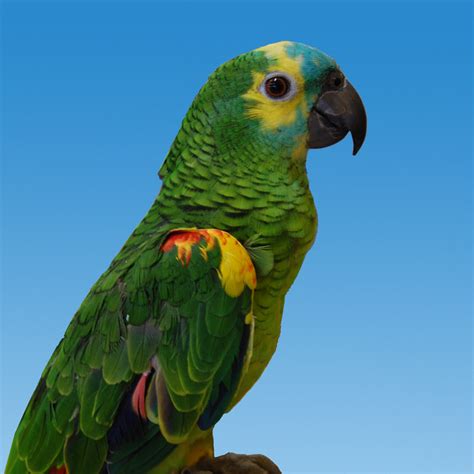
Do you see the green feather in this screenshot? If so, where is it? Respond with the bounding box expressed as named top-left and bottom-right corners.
top-left (25, 420), bottom-right (63, 473)
top-left (17, 398), bottom-right (45, 459)
top-left (245, 235), bottom-right (275, 277)
top-left (102, 339), bottom-right (132, 384)
top-left (126, 321), bottom-right (160, 373)
top-left (80, 370), bottom-right (109, 439)
top-left (83, 334), bottom-right (104, 369)
top-left (52, 391), bottom-right (78, 434)
top-left (4, 440), bottom-right (27, 474)
top-left (64, 431), bottom-right (108, 474)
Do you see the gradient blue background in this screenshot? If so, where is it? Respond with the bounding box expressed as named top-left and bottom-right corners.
top-left (1, 1), bottom-right (472, 472)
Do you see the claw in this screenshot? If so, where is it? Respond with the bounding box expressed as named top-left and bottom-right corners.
top-left (183, 452), bottom-right (281, 474)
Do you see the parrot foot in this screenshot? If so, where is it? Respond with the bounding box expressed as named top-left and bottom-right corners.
top-left (182, 452), bottom-right (282, 474)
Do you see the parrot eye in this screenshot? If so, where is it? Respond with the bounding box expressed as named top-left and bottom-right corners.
top-left (260, 72), bottom-right (296, 101)
top-left (265, 77), bottom-right (289, 97)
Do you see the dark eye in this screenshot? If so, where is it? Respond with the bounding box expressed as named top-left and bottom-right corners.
top-left (264, 76), bottom-right (290, 98)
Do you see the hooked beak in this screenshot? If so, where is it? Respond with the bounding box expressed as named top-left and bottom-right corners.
top-left (308, 78), bottom-right (367, 155)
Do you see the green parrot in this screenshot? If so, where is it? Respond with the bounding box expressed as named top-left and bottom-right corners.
top-left (6, 41), bottom-right (366, 474)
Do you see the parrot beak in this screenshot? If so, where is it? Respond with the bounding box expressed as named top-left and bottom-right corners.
top-left (307, 78), bottom-right (367, 155)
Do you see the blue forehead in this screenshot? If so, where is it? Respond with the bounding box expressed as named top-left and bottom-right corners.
top-left (285, 41), bottom-right (337, 81)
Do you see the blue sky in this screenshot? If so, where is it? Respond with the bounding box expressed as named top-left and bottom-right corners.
top-left (1, 1), bottom-right (472, 472)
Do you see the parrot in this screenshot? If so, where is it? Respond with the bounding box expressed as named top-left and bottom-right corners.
top-left (6, 40), bottom-right (366, 474)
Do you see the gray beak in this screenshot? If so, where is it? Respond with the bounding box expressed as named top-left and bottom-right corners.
top-left (307, 75), bottom-right (367, 155)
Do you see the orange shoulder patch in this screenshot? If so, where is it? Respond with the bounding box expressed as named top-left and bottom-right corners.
top-left (161, 229), bottom-right (212, 265)
top-left (161, 229), bottom-right (257, 297)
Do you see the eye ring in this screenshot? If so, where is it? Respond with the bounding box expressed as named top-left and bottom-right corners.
top-left (260, 72), bottom-right (297, 101)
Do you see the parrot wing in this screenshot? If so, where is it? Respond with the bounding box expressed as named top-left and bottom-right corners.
top-left (6, 228), bottom-right (256, 474)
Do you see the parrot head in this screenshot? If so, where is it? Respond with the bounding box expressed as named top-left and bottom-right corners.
top-left (181, 41), bottom-right (366, 164)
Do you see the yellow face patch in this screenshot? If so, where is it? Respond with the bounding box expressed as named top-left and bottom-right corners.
top-left (243, 41), bottom-right (308, 131)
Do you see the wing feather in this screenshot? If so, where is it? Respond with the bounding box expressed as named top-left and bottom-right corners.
top-left (6, 228), bottom-right (256, 474)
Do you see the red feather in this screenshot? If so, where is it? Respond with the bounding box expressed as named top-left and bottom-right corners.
top-left (132, 371), bottom-right (150, 420)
